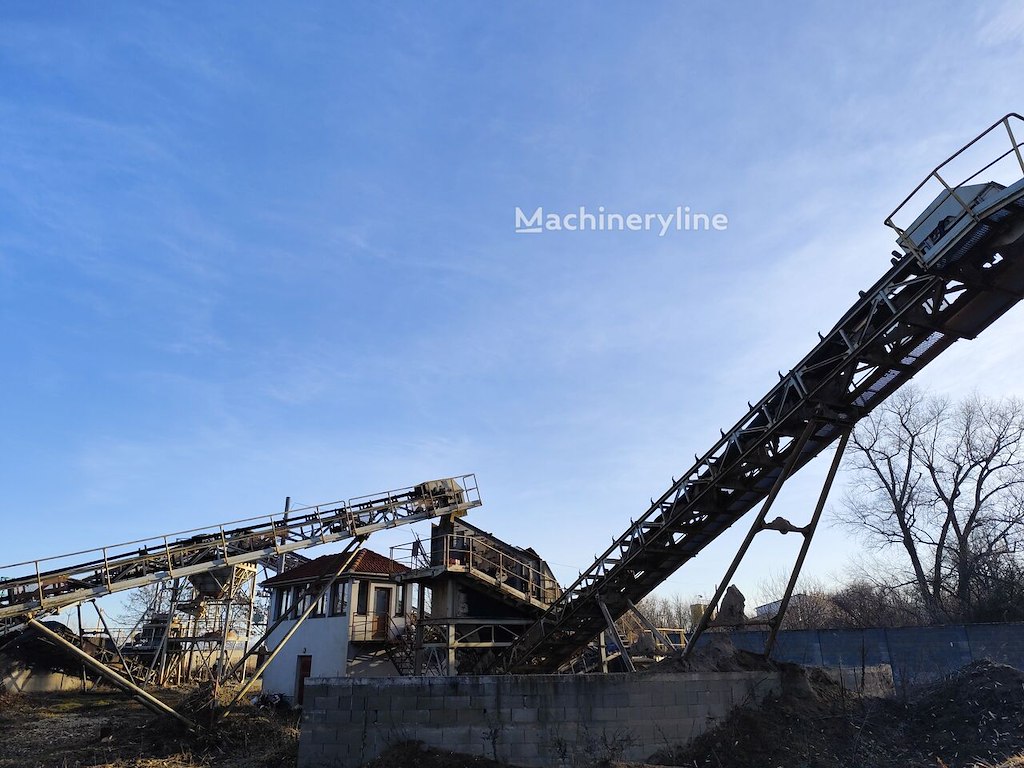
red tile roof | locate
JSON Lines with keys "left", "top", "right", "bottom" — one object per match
{"left": 262, "top": 548, "right": 408, "bottom": 587}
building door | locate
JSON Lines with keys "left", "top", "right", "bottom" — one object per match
{"left": 372, "top": 587, "right": 392, "bottom": 639}
{"left": 295, "top": 655, "right": 312, "bottom": 705}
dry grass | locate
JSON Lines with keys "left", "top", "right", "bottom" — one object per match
{"left": 0, "top": 689, "right": 298, "bottom": 768}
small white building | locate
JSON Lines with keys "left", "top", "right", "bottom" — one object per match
{"left": 259, "top": 549, "right": 412, "bottom": 704}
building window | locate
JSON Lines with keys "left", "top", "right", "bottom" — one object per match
{"left": 356, "top": 580, "right": 369, "bottom": 615}
{"left": 330, "top": 582, "right": 347, "bottom": 616}
{"left": 279, "top": 587, "right": 296, "bottom": 620}
{"left": 312, "top": 590, "right": 327, "bottom": 617}
{"left": 395, "top": 584, "right": 407, "bottom": 617}
{"left": 297, "top": 587, "right": 313, "bottom": 615}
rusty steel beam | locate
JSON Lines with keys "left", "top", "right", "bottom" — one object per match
{"left": 26, "top": 618, "right": 197, "bottom": 731}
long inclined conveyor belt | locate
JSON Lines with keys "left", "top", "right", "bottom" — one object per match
{"left": 501, "top": 114, "right": 1024, "bottom": 673}
{"left": 0, "top": 474, "right": 480, "bottom": 621}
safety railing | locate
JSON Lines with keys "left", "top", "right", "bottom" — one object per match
{"left": 886, "top": 113, "right": 1024, "bottom": 267}
{"left": 0, "top": 474, "right": 480, "bottom": 620}
{"left": 388, "top": 537, "right": 432, "bottom": 572}
{"left": 348, "top": 614, "right": 411, "bottom": 643}
{"left": 393, "top": 533, "right": 560, "bottom": 607}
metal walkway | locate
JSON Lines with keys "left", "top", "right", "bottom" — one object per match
{"left": 393, "top": 528, "right": 561, "bottom": 613}
{"left": 0, "top": 475, "right": 480, "bottom": 621}
{"left": 501, "top": 114, "right": 1024, "bottom": 673}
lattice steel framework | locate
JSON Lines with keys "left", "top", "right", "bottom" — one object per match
{"left": 0, "top": 475, "right": 480, "bottom": 621}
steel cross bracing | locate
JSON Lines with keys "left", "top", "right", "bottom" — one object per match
{"left": 501, "top": 115, "right": 1024, "bottom": 674}
{"left": 0, "top": 474, "right": 480, "bottom": 621}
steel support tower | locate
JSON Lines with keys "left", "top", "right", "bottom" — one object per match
{"left": 0, "top": 476, "right": 480, "bottom": 722}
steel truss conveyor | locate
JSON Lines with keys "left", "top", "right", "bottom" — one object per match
{"left": 0, "top": 475, "right": 480, "bottom": 622}
{"left": 502, "top": 114, "right": 1024, "bottom": 673}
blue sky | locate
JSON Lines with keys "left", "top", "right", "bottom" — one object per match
{"left": 2, "top": 2, "right": 1024, "bottom": 620}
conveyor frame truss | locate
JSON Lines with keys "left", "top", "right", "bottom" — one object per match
{"left": 502, "top": 114, "right": 1024, "bottom": 673}
{"left": 0, "top": 475, "right": 481, "bottom": 622}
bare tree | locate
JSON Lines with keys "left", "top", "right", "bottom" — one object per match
{"left": 839, "top": 387, "right": 1024, "bottom": 621}
{"left": 828, "top": 578, "right": 926, "bottom": 628}
{"left": 754, "top": 572, "right": 850, "bottom": 630}
{"left": 114, "top": 577, "right": 267, "bottom": 644}
{"left": 115, "top": 583, "right": 165, "bottom": 630}
{"left": 755, "top": 566, "right": 934, "bottom": 630}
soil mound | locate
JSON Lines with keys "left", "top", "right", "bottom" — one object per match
{"left": 648, "top": 634, "right": 777, "bottom": 673}
{"left": 649, "top": 662, "right": 887, "bottom": 767}
{"left": 909, "top": 660, "right": 1024, "bottom": 765}
{"left": 653, "top": 659, "right": 1024, "bottom": 768}
{"left": 363, "top": 741, "right": 509, "bottom": 768}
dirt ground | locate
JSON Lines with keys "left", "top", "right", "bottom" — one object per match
{"left": 4, "top": 660, "right": 1024, "bottom": 767}
{"left": 363, "top": 742, "right": 509, "bottom": 768}
{"left": 0, "top": 689, "right": 299, "bottom": 768}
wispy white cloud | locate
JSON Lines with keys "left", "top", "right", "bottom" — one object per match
{"left": 4, "top": 2, "right": 1024, "bottom": 600}
{"left": 977, "top": 0, "right": 1024, "bottom": 44}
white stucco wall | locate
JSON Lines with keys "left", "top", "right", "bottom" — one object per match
{"left": 260, "top": 578, "right": 409, "bottom": 699}
{"left": 261, "top": 582, "right": 354, "bottom": 698}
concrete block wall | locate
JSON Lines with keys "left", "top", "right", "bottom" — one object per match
{"left": 298, "top": 671, "right": 781, "bottom": 767}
